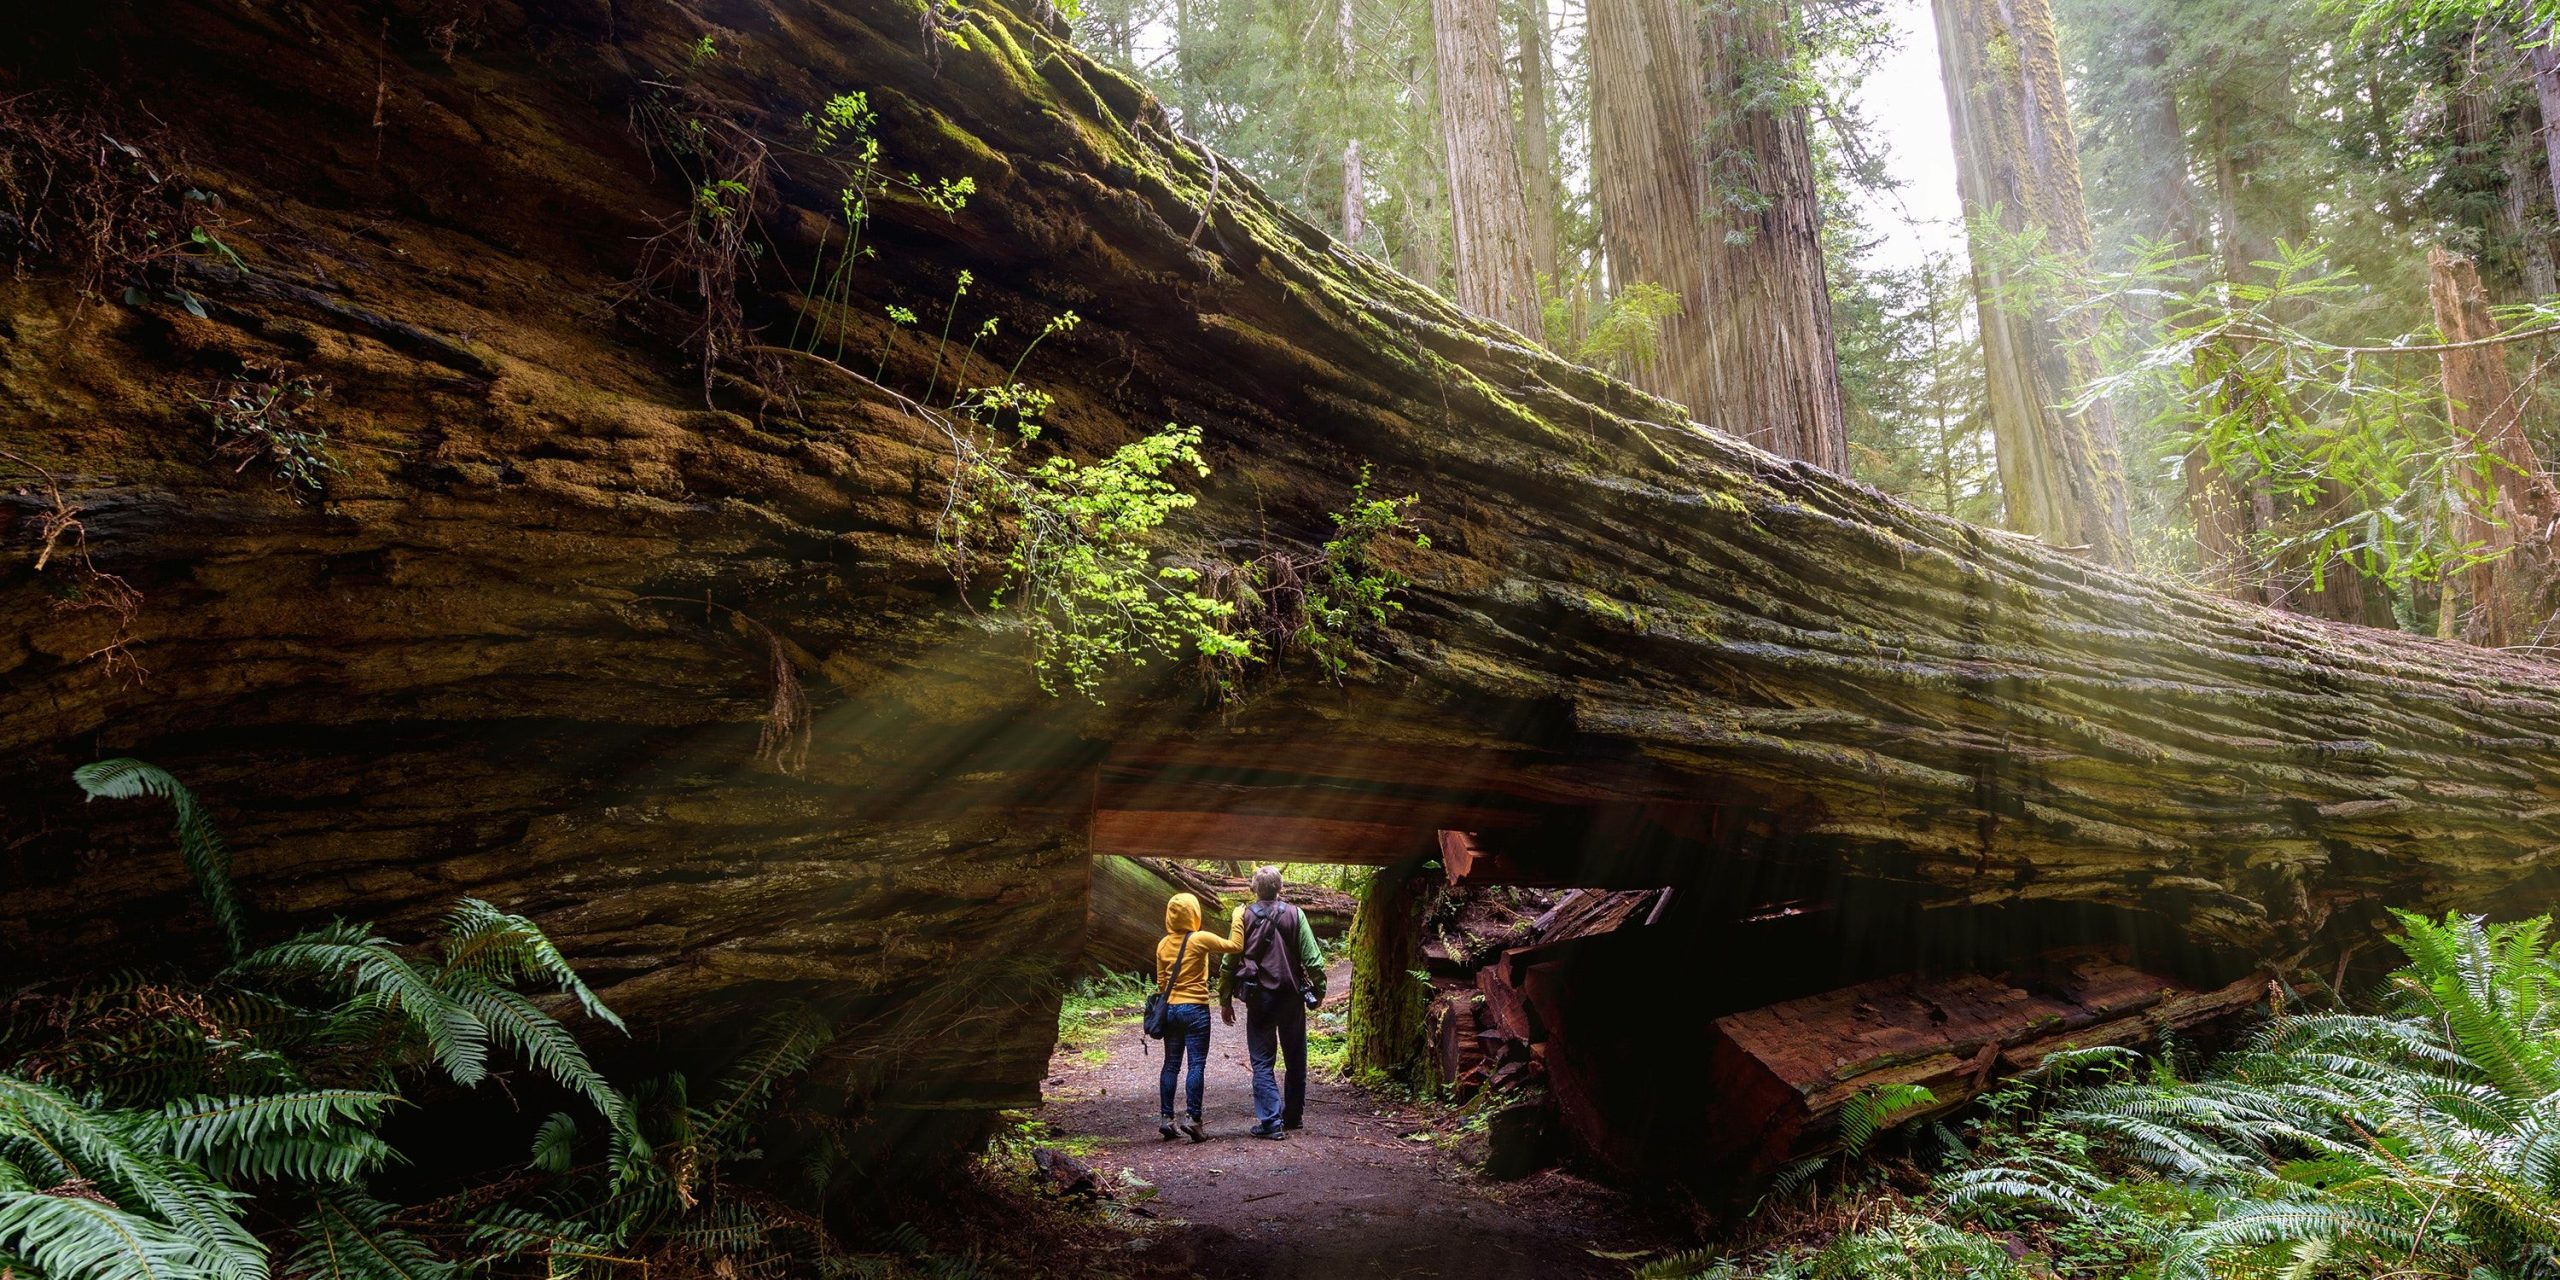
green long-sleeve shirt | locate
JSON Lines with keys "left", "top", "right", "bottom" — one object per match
{"left": 1218, "top": 900, "right": 1327, "bottom": 1005}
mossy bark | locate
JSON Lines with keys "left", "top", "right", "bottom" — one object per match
{"left": 1344, "top": 857, "right": 1437, "bottom": 1088}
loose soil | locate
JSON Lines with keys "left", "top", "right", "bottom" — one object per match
{"left": 1032, "top": 963, "right": 1688, "bottom": 1279}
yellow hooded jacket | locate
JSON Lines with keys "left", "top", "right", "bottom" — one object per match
{"left": 1154, "top": 892, "right": 1242, "bottom": 1005}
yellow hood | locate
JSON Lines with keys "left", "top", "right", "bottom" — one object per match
{"left": 1164, "top": 891, "right": 1202, "bottom": 934}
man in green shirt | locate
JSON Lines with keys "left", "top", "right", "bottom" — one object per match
{"left": 1219, "top": 865, "right": 1328, "bottom": 1138}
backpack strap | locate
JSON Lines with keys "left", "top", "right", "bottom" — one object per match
{"left": 1161, "top": 932, "right": 1192, "bottom": 997}
{"left": 1274, "top": 901, "right": 1307, "bottom": 992}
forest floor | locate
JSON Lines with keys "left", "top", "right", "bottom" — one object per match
{"left": 1001, "top": 960, "right": 1691, "bottom": 1279}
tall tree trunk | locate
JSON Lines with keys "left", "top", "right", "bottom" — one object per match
{"left": 1432, "top": 0, "right": 1544, "bottom": 335}
{"left": 1516, "top": 0, "right": 1560, "bottom": 293}
{"left": 1591, "top": 0, "right": 1847, "bottom": 469}
{"left": 1590, "top": 0, "right": 1710, "bottom": 392}
{"left": 2433, "top": 248, "right": 2560, "bottom": 647}
{"left": 1932, "top": 0, "right": 2134, "bottom": 566}
{"left": 2532, "top": 31, "right": 2560, "bottom": 218}
{"left": 1339, "top": 0, "right": 1366, "bottom": 251}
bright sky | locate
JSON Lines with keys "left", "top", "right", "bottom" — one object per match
{"left": 1845, "top": 0, "right": 1966, "bottom": 274}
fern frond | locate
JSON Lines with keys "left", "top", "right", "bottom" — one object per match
{"left": 696, "top": 1006, "right": 834, "bottom": 1144}
{"left": 232, "top": 927, "right": 488, "bottom": 1086}
{"left": 155, "top": 1090, "right": 397, "bottom": 1177}
{"left": 530, "top": 1112, "right": 579, "bottom": 1175}
{"left": 0, "top": 1187, "right": 223, "bottom": 1280}
{"left": 75, "top": 760, "right": 251, "bottom": 963}
{"left": 284, "top": 1191, "right": 455, "bottom": 1280}
{"left": 439, "top": 901, "right": 625, "bottom": 1034}
{"left": 438, "top": 976, "right": 624, "bottom": 1126}
{"left": 0, "top": 1076, "right": 260, "bottom": 1280}
{"left": 1837, "top": 1082, "right": 1936, "bottom": 1159}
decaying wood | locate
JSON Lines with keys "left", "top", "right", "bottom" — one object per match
{"left": 3, "top": 0, "right": 2560, "bottom": 1201}
{"left": 1694, "top": 951, "right": 2269, "bottom": 1185}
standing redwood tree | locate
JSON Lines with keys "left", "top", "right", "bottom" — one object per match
{"left": 1933, "top": 0, "right": 2134, "bottom": 566}
{"left": 1432, "top": 0, "right": 1544, "bottom": 335}
{"left": 1590, "top": 0, "right": 1847, "bottom": 469}
{"left": 1337, "top": 0, "right": 1366, "bottom": 251}
{"left": 2432, "top": 248, "right": 2560, "bottom": 646}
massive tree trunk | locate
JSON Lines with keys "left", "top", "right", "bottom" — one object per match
{"left": 1432, "top": 0, "right": 1545, "bottom": 335}
{"left": 8, "top": 0, "right": 2560, "bottom": 1203}
{"left": 1933, "top": 0, "right": 2135, "bottom": 565}
{"left": 1590, "top": 0, "right": 1847, "bottom": 468}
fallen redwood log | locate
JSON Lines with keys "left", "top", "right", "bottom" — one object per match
{"left": 6, "top": 0, "right": 2560, "bottom": 1202}
{"left": 1684, "top": 952, "right": 2272, "bottom": 1187}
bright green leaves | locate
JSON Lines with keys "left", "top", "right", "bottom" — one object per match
{"left": 944, "top": 421, "right": 1237, "bottom": 699}
{"left": 1296, "top": 466, "right": 1426, "bottom": 681}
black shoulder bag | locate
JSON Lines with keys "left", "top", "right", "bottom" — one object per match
{"left": 1143, "top": 932, "right": 1191, "bottom": 1040}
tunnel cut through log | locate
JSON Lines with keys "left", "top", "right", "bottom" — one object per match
{"left": 1086, "top": 739, "right": 2262, "bottom": 1187}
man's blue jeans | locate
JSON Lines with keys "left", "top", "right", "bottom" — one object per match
{"left": 1158, "top": 1002, "right": 1211, "bottom": 1120}
{"left": 1243, "top": 986, "right": 1307, "bottom": 1129}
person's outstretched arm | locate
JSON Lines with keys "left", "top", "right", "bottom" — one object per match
{"left": 1217, "top": 904, "right": 1248, "bottom": 1024}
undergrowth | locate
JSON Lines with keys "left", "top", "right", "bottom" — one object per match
{"left": 0, "top": 758, "right": 909, "bottom": 1279}
{"left": 1654, "top": 910, "right": 2560, "bottom": 1280}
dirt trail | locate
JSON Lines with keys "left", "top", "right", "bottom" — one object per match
{"left": 1036, "top": 963, "right": 1682, "bottom": 1279}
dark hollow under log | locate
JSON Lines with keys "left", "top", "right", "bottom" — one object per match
{"left": 2, "top": 0, "right": 2559, "bottom": 1202}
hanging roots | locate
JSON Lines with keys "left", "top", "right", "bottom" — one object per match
{"left": 2, "top": 447, "right": 144, "bottom": 682}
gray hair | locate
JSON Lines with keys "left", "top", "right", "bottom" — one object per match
{"left": 1251, "top": 865, "right": 1284, "bottom": 901}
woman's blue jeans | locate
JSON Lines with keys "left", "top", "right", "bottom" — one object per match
{"left": 1158, "top": 1002, "right": 1212, "bottom": 1120}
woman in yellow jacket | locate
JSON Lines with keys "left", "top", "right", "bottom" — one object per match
{"left": 1155, "top": 892, "right": 1241, "bottom": 1142}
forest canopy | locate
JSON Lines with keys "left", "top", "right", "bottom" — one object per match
{"left": 1079, "top": 0, "right": 2560, "bottom": 644}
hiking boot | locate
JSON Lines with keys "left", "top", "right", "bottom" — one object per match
{"left": 1159, "top": 1119, "right": 1180, "bottom": 1142}
{"left": 1183, "top": 1118, "right": 1207, "bottom": 1144}
{"left": 1250, "top": 1123, "right": 1287, "bottom": 1140}
{"left": 1281, "top": 1119, "right": 1303, "bottom": 1131}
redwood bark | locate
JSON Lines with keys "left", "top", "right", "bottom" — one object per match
{"left": 1338, "top": 0, "right": 1366, "bottom": 251}
{"left": 1590, "top": 0, "right": 1847, "bottom": 469}
{"left": 2533, "top": 33, "right": 2560, "bottom": 219}
{"left": 2432, "top": 248, "right": 2560, "bottom": 647}
{"left": 1432, "top": 0, "right": 1544, "bottom": 335}
{"left": 1516, "top": 0, "right": 1560, "bottom": 288}
{"left": 1932, "top": 0, "right": 2134, "bottom": 565}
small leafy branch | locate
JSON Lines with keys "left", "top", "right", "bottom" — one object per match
{"left": 2076, "top": 239, "right": 2524, "bottom": 598}
{"left": 940, "top": 416, "right": 1245, "bottom": 700}
{"left": 719, "top": 80, "right": 1420, "bottom": 703}
{"left": 194, "top": 362, "right": 335, "bottom": 494}
{"left": 790, "top": 90, "right": 974, "bottom": 368}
